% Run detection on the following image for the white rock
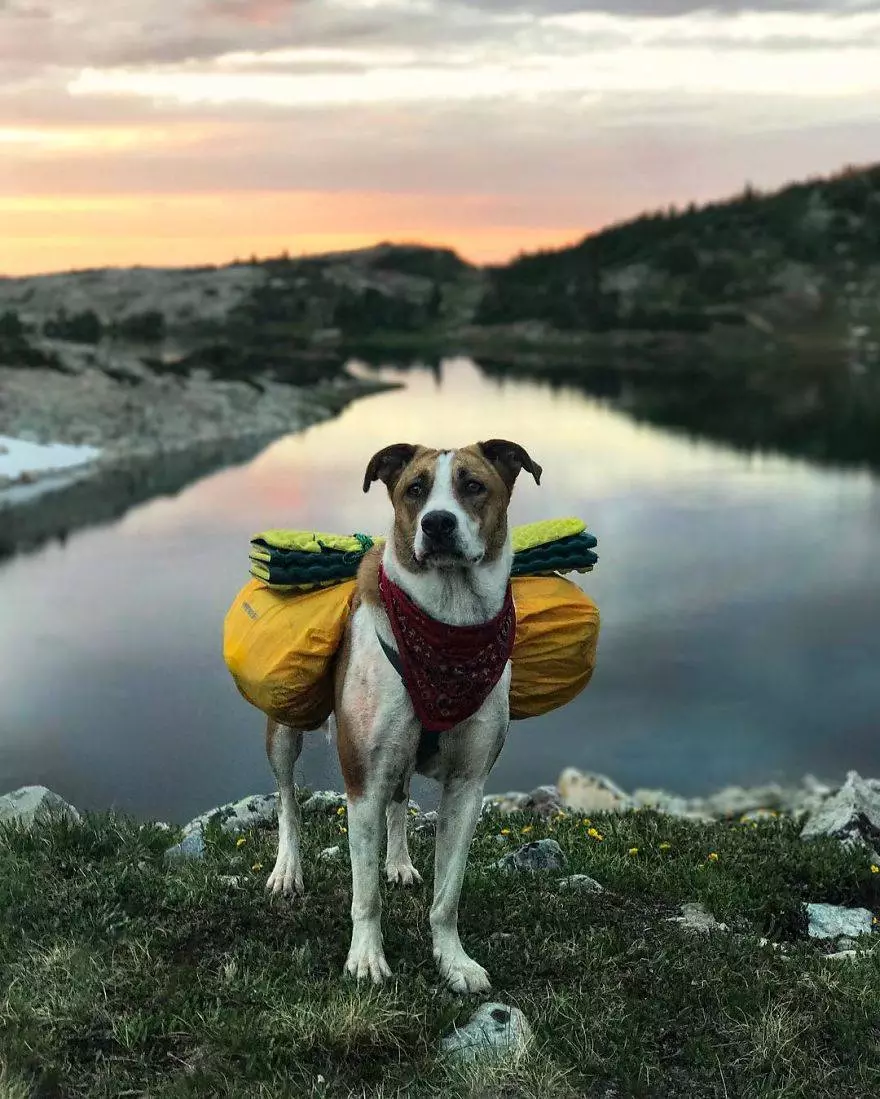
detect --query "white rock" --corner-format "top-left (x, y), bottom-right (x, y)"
top-left (666, 902), bottom-right (728, 933)
top-left (558, 768), bottom-right (631, 813)
top-left (183, 792), bottom-right (278, 836)
top-left (318, 845), bottom-right (342, 861)
top-left (439, 1002), bottom-right (533, 1064)
top-left (557, 874), bottom-right (604, 894)
top-left (494, 839), bottom-right (568, 873)
top-left (806, 902), bottom-right (873, 940)
top-left (0, 785), bottom-right (80, 828)
top-left (301, 790), bottom-right (347, 814)
top-left (801, 771), bottom-right (880, 854)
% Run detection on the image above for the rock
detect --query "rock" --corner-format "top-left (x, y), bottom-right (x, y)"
top-left (439, 1002), bottom-right (533, 1064)
top-left (631, 788), bottom-right (693, 817)
top-left (0, 785), bottom-right (80, 828)
top-left (411, 810), bottom-right (437, 835)
top-left (495, 838), bottom-right (567, 873)
top-left (806, 902), bottom-right (873, 940)
top-left (182, 793), bottom-right (278, 836)
top-left (801, 771), bottom-right (880, 855)
top-left (557, 768), bottom-right (631, 813)
top-left (164, 829), bottom-right (206, 861)
top-left (217, 875), bottom-right (248, 888)
top-left (557, 874), bottom-right (604, 894)
top-left (521, 785), bottom-right (564, 819)
top-left (482, 791), bottom-right (528, 816)
top-left (701, 784), bottom-right (786, 818)
top-left (666, 902), bottom-right (728, 933)
top-left (318, 845), bottom-right (342, 861)
top-left (301, 790), bottom-right (347, 814)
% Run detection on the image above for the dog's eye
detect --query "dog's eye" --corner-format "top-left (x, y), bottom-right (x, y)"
top-left (405, 481), bottom-right (424, 499)
top-left (463, 480), bottom-right (485, 495)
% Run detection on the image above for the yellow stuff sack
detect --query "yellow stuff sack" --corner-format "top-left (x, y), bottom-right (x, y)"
top-left (223, 575), bottom-right (599, 729)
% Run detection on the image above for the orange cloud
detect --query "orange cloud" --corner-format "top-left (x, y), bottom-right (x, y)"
top-left (0, 191), bottom-right (585, 274)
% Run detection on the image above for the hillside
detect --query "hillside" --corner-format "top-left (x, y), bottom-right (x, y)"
top-left (476, 163), bottom-right (880, 358)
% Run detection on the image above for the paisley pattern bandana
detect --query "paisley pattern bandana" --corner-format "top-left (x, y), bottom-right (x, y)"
top-left (377, 563), bottom-right (516, 732)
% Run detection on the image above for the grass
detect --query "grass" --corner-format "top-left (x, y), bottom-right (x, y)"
top-left (2, 803), bottom-right (880, 1098)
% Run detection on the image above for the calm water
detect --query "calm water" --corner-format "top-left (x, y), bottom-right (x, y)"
top-left (1, 358), bottom-right (879, 822)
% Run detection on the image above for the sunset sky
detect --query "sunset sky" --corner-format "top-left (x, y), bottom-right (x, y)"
top-left (2, 0), bottom-right (880, 275)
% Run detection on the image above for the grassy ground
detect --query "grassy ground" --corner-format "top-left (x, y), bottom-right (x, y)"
top-left (2, 802), bottom-right (880, 1099)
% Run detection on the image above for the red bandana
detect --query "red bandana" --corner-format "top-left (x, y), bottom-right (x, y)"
top-left (377, 564), bottom-right (516, 733)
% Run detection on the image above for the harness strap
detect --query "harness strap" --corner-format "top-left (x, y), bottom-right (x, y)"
top-left (376, 629), bottom-right (440, 765)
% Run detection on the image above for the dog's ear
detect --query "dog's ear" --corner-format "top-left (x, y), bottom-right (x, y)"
top-left (478, 439), bottom-right (542, 492)
top-left (363, 443), bottom-right (419, 494)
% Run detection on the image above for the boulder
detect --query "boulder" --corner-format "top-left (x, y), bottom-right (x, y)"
top-left (495, 838), bottom-right (567, 873)
top-left (0, 785), bottom-right (80, 828)
top-left (521, 784), bottom-right (565, 819)
top-left (440, 1002), bottom-right (533, 1064)
top-left (800, 771), bottom-right (880, 855)
top-left (318, 845), bottom-right (342, 861)
top-left (182, 793), bottom-right (278, 837)
top-left (557, 768), bottom-right (631, 813)
top-left (482, 791), bottom-right (529, 816)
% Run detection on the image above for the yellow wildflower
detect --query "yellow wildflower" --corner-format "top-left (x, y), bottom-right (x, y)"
top-left (252, 861), bottom-right (263, 872)
top-left (500, 828), bottom-right (511, 835)
top-left (708, 852), bottom-right (719, 862)
top-left (628, 847), bottom-right (639, 856)
top-left (659, 842), bottom-right (671, 851)
top-left (871, 865), bottom-right (879, 874)
top-left (581, 818), bottom-right (591, 827)
top-left (339, 826), bottom-right (348, 834)
top-left (521, 825), bottom-right (534, 835)
top-left (587, 827), bottom-right (603, 841)
top-left (336, 806), bottom-right (346, 816)
top-left (236, 836), bottom-right (247, 848)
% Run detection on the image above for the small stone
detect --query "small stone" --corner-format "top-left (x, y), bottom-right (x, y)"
top-left (666, 902), bottom-right (728, 933)
top-left (0, 785), bottom-right (80, 829)
top-left (557, 874), bottom-right (604, 893)
top-left (164, 829), bottom-right (206, 861)
top-left (703, 784), bottom-right (785, 818)
top-left (439, 1002), bottom-right (533, 1064)
top-left (318, 845), bottom-right (342, 861)
top-left (495, 838), bottom-right (567, 873)
top-left (217, 874), bottom-right (247, 888)
top-left (806, 902), bottom-right (873, 940)
top-left (411, 810), bottom-right (437, 835)
top-left (557, 768), bottom-right (631, 813)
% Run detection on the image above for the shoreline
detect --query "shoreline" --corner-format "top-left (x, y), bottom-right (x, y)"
top-left (0, 367), bottom-right (395, 559)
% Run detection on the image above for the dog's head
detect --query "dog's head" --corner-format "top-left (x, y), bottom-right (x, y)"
top-left (363, 440), bottom-right (542, 571)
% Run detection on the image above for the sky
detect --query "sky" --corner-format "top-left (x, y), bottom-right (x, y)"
top-left (2, 0), bottom-right (880, 275)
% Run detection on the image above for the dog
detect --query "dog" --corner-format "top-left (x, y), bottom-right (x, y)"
top-left (264, 439), bottom-right (541, 992)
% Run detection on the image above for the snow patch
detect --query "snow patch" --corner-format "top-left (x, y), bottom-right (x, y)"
top-left (0, 435), bottom-right (101, 481)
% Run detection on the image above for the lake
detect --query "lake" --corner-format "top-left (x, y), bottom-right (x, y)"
top-left (1, 357), bottom-right (879, 823)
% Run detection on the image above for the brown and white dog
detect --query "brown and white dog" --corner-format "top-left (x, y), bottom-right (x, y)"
top-left (264, 439), bottom-right (541, 993)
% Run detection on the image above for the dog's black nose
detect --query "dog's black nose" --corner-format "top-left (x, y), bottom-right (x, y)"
top-left (421, 510), bottom-right (457, 542)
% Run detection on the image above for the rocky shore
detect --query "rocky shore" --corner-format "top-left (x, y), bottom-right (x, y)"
top-left (0, 361), bottom-right (391, 557)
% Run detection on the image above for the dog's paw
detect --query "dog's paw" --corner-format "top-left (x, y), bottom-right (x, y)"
top-left (266, 851), bottom-right (304, 896)
top-left (435, 949), bottom-right (491, 994)
top-left (344, 933), bottom-right (392, 984)
top-left (385, 860), bottom-right (423, 887)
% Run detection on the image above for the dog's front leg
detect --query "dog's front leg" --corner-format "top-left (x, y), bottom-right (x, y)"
top-left (431, 775), bottom-right (491, 993)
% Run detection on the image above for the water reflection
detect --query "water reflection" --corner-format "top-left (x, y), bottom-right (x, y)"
top-left (0, 359), bottom-right (878, 821)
